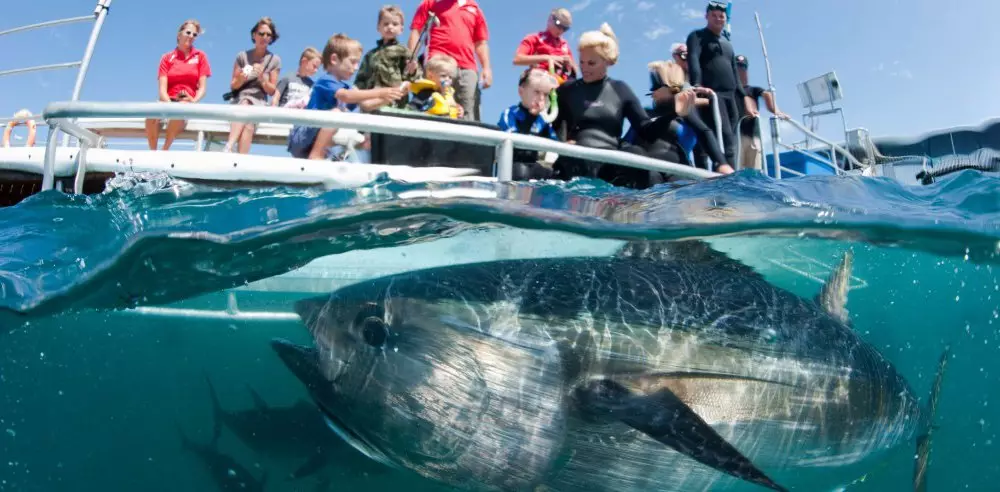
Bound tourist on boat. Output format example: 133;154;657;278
287;34;405;160
406;0;492;121
356;5;421;113
272;47;321;109
223;17;283;154
407;55;464;119
551;23;685;189
496;68;560;180
144;19;211;151
512;8;577;85
684;1;756;167
642;43;733;173
734;54;788;170
2;110;36;148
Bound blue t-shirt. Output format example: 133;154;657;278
305;73;358;112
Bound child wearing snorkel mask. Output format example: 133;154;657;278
407;54;464;119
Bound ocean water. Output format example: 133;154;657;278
0;170;998;491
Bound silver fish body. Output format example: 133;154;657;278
273;244;932;492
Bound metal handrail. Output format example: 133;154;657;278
0;15;95;38
40;100;718;190
779;116;866;170
708;92;724;158
0;62;83;78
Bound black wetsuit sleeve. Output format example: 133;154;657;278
553;83;571;141
686;30;703;87
615;80;657;142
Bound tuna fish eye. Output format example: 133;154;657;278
361;316;389;348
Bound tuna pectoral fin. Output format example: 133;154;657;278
575;380;786;492
815;250;853;325
914;346;950;492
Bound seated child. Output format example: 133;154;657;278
496;69;559;180
355;5;420;113
272;47;321;109
407;54;463;119
288;34;405;160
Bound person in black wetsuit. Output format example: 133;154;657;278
685;1;756;171
552;23;686;189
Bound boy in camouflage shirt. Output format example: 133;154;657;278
356;5;420;112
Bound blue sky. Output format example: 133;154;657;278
3;0;1000;148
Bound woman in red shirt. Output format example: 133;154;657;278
144;19;212;150
512;8;577;84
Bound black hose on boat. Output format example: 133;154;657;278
915;149;1000;185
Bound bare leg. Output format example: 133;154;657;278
224;100;252;152
308;127;338;160
162;120;187;150
144;118;161;150
237;122;256;154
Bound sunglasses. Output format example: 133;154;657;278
674;51;688;61
183;30;199;37
256;31;273;37
552;16;571;31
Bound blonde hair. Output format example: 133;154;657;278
322;34;363;70
578;23;618;65
178;19;203;36
299;47;321;63
424;54;458;77
378;5;405;25
648;60;686;88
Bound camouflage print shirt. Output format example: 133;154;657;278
355;38;419;110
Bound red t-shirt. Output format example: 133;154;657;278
411;0;489;71
516;31;572;73
157;48;212;99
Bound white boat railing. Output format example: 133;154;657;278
38;100;718;191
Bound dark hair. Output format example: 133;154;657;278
250;17;279;45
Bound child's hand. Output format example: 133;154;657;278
405;60;419;75
380;87;405;101
455;105;465;119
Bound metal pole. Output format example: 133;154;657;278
41;125;61;190
754;12;782;178
62;0;112;147
0;62;83;78
497;138;514;181
709;92;724;168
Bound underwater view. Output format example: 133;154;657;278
1;170;998;491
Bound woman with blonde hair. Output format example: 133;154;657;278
552;23;684;189
144;19;212;151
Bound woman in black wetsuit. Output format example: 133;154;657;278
552;23;685;190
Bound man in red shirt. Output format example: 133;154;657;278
406;0;492;122
513;8;576;84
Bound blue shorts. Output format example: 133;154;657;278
288;126;334;159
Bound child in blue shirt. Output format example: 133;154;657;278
288;33;405;160
497;69;559;180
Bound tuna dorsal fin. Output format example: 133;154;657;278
614;239;765;281
816;250;854;324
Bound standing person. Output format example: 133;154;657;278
272;47;321;109
512;8;576;84
355;5;420;112
223;17;282;154
685;1;756;167
734;54;787;170
144;19;211;151
405;0;492;122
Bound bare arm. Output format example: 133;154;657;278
762;91;787;117
475;41;491;72
230;59;247;91
261;68;279;95
512;54;553;66
157;75;170;102
406;29;420;54
336;87;402;105
193;75;208;103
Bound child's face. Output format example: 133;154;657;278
300;57;321;77
378;15;404;40
329;52;362;79
518;81;551;115
427;69;453;88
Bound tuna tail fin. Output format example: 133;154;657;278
914;346;950;492
203;372;224;447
